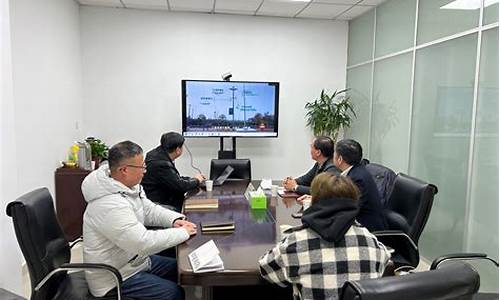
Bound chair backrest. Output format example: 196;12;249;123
210;159;251;180
6;188;71;300
363;162;397;207
340;261;480;300
384;173;438;244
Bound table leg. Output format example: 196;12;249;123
202;286;213;300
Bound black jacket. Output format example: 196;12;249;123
295;159;340;195
347;164;387;232
141;146;199;211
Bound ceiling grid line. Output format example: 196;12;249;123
332;0;365;20
77;0;382;20
254;0;265;16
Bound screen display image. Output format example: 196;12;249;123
182;80;279;137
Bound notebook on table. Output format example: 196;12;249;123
201;220;235;234
184;198;219;212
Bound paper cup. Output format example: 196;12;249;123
205;180;213;192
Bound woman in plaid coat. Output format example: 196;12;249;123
259;174;390;300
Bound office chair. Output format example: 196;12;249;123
340;261;480;300
360;159;397;207
6;188;123;300
431;253;499;300
373;173;438;268
210;159;251;180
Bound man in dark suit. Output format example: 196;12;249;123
141;132;206;211
333;139;386;232
283;136;340;195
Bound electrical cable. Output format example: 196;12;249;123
183;143;203;174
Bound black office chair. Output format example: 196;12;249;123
373;173;438;268
209;159;251;180
6;188;123;300
340;261;480;300
431;253;499;300
360;159;397;207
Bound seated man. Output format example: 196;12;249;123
334;139;387;232
142;132;205;211
283;136;340;195
259;173;390;300
82;141;197;300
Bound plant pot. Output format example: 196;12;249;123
93;157;102;170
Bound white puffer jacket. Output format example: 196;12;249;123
82;163;189;297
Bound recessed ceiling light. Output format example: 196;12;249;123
440;0;498;10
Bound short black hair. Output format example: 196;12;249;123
313;136;334;158
335;139;362;166
108;141;143;170
160;132;185;153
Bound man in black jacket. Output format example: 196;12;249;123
333;139;386;232
142;132;205;211
283;136;340;195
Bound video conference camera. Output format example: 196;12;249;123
221;72;232;81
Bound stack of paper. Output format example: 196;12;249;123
188;240;224;273
201;221;235;234
184;198;218;212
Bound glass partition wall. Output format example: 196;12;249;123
346;0;498;291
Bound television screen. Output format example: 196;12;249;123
182;80;279;137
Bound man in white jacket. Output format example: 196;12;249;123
82;140;197;300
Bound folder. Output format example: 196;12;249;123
201;220;235;234
184;198;219;211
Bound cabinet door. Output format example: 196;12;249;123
55;168;90;241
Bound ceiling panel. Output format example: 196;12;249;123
314;0;358;4
169;0;214;12
297;3;350;18
256;0;308;17
77;0;386;20
335;4;374;19
360;0;386;5
214;0;262;13
122;0;168;9
78;0;123;7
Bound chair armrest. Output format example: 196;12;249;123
69;237;83;249
430;253;499;270
35;263;123;300
373;231;419;268
372;231;418;251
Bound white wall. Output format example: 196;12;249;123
80;7;348;179
1;0;21;294
10;0;84;195
2;0;83;294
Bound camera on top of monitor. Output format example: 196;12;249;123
221;72;232;81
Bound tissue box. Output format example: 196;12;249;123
248;191;267;209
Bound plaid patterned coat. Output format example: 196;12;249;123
259;223;390;300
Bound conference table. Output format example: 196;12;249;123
177;179;301;299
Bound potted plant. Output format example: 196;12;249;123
85;137;109;169
304;89;356;142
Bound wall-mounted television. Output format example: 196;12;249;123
182;80;279;137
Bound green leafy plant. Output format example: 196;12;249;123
85;137;109;160
304;89;356;141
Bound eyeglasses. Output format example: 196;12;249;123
125;164;147;170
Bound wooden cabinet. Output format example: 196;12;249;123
55;167;90;241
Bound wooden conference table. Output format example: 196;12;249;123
177;180;301;293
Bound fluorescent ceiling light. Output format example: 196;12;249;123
441;0;498;10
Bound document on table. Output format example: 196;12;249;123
188;240;224;273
